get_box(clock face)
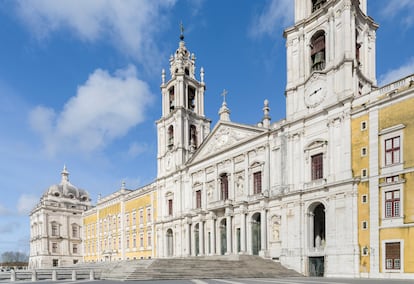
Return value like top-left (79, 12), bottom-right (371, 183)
top-left (305, 80), bottom-right (326, 107)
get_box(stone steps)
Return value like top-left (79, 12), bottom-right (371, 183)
top-left (101, 255), bottom-right (302, 281)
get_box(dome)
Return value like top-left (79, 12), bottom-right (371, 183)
top-left (44, 166), bottom-right (90, 202)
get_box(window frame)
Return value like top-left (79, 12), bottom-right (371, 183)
top-left (253, 171), bottom-right (262, 194)
top-left (311, 153), bottom-right (324, 180)
top-left (382, 240), bottom-right (403, 272)
top-left (380, 124), bottom-right (404, 174)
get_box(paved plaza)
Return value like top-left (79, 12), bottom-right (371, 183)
top-left (3, 277), bottom-right (413, 284)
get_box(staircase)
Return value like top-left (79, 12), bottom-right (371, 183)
top-left (101, 255), bottom-right (302, 281)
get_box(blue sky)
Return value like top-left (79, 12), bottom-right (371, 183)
top-left (0, 0), bottom-right (413, 255)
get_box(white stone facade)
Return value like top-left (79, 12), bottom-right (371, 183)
top-left (154, 0), bottom-right (375, 277)
top-left (29, 167), bottom-right (91, 269)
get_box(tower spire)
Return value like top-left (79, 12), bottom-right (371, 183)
top-left (180, 21), bottom-right (185, 41)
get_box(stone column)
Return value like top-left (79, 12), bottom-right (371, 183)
top-left (260, 209), bottom-right (267, 252)
top-left (186, 222), bottom-right (191, 256)
top-left (210, 216), bottom-right (216, 255)
top-left (200, 221), bottom-right (205, 256)
top-left (226, 215), bottom-right (232, 254)
top-left (240, 209), bottom-right (246, 253)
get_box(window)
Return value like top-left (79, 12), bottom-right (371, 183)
top-left (196, 190), bottom-right (202, 209)
top-left (385, 190), bottom-right (400, 218)
top-left (133, 234), bottom-right (136, 248)
top-left (53, 259), bottom-right (58, 267)
top-left (188, 86), bottom-right (195, 111)
top-left (253, 171), bottom-right (262, 194)
top-left (361, 194), bottom-right (368, 204)
top-left (312, 0), bottom-right (326, 13)
top-left (310, 31), bottom-right (326, 71)
top-left (385, 242), bottom-right (401, 270)
top-left (169, 87), bottom-right (175, 111)
top-left (168, 125), bottom-right (174, 149)
top-left (139, 210), bottom-right (144, 225)
top-left (72, 225), bottom-right (78, 238)
top-left (220, 173), bottom-right (229, 200)
top-left (361, 168), bottom-right (368, 178)
top-left (147, 208), bottom-right (152, 223)
top-left (51, 223), bottom-right (59, 237)
top-left (168, 199), bottom-right (173, 216)
top-left (385, 136), bottom-right (400, 165)
top-left (361, 147), bottom-right (367, 156)
top-left (361, 121), bottom-right (367, 130)
top-left (362, 221), bottom-right (368, 230)
top-left (140, 234), bottom-right (144, 248)
top-left (132, 211), bottom-right (136, 225)
top-left (126, 214), bottom-right (130, 227)
top-left (52, 242), bottom-right (58, 253)
top-left (147, 232), bottom-right (152, 248)
top-left (311, 153), bottom-right (323, 180)
top-left (73, 244), bottom-right (78, 254)
top-left (126, 235), bottom-right (130, 248)
top-left (386, 175), bottom-right (399, 183)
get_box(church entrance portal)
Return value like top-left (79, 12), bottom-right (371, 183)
top-left (166, 229), bottom-right (173, 257)
top-left (251, 213), bottom-right (261, 255)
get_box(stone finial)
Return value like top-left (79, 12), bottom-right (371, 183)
top-left (161, 69), bottom-right (165, 85)
top-left (219, 89), bottom-right (231, 121)
top-left (61, 165), bottom-right (69, 183)
top-left (262, 99), bottom-right (271, 128)
top-left (200, 67), bottom-right (204, 83)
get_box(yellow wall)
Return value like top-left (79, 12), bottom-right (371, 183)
top-left (378, 96), bottom-right (414, 273)
top-left (351, 113), bottom-right (370, 273)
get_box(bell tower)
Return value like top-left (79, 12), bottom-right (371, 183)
top-left (284, 0), bottom-right (378, 120)
top-left (156, 25), bottom-right (211, 177)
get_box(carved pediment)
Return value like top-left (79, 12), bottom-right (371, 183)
top-left (188, 122), bottom-right (266, 164)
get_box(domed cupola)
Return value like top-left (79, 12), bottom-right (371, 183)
top-left (44, 166), bottom-right (91, 203)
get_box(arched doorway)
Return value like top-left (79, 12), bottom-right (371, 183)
top-left (166, 229), bottom-right (173, 257)
top-left (220, 219), bottom-right (227, 255)
top-left (251, 213), bottom-right (261, 255)
top-left (308, 202), bottom-right (326, 276)
top-left (194, 223), bottom-right (200, 256)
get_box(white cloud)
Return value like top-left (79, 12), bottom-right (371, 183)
top-left (29, 65), bottom-right (154, 155)
top-left (249, 0), bottom-right (293, 38)
top-left (381, 0), bottom-right (414, 27)
top-left (127, 142), bottom-right (147, 158)
top-left (17, 194), bottom-right (39, 215)
top-left (15, 0), bottom-right (176, 68)
top-left (378, 57), bottom-right (414, 86)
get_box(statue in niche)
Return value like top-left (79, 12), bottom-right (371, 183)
top-left (236, 176), bottom-right (244, 195)
top-left (272, 215), bottom-right (281, 241)
top-left (207, 185), bottom-right (213, 201)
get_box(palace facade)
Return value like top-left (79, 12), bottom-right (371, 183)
top-left (30, 0), bottom-right (414, 278)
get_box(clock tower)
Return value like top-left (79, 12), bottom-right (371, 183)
top-left (284, 0), bottom-right (378, 120)
top-left (156, 28), bottom-right (211, 178)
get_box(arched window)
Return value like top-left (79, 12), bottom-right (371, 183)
top-left (168, 125), bottom-right (174, 149)
top-left (189, 125), bottom-right (197, 149)
top-left (220, 173), bottom-right (229, 201)
top-left (312, 0), bottom-right (327, 13)
top-left (311, 31), bottom-right (326, 71)
top-left (188, 86), bottom-right (196, 111)
top-left (169, 87), bottom-right (175, 112)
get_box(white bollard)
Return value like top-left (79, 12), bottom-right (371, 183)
top-left (72, 270), bottom-right (76, 281)
top-left (10, 270), bottom-right (16, 282)
top-left (89, 270), bottom-right (94, 280)
top-left (31, 270), bottom-right (37, 281)
top-left (52, 270), bottom-right (57, 281)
